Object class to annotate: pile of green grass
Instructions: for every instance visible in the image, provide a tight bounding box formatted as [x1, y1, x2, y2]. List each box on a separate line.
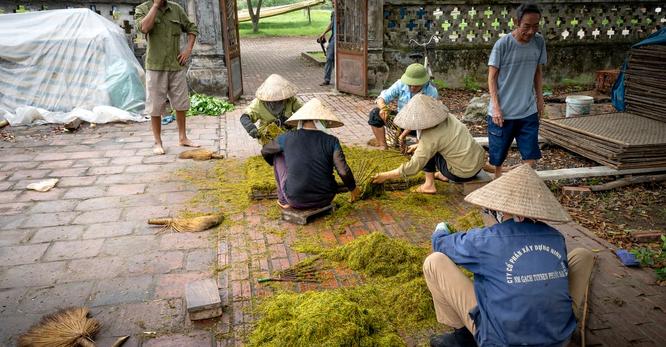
[248, 233, 438, 346]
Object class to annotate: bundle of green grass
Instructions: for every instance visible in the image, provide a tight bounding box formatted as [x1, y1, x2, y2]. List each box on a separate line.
[247, 233, 438, 346]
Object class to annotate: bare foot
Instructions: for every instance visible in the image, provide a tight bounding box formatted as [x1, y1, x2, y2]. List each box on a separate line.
[434, 172, 449, 182]
[153, 144, 165, 155]
[179, 139, 200, 147]
[276, 200, 290, 209]
[414, 184, 436, 194]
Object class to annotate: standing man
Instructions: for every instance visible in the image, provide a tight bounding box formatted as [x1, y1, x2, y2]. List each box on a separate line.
[487, 2, 546, 177]
[135, 0, 199, 155]
[318, 0, 335, 86]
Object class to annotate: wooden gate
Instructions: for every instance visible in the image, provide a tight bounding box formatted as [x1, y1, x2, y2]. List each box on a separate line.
[220, 0, 243, 102]
[335, 0, 368, 96]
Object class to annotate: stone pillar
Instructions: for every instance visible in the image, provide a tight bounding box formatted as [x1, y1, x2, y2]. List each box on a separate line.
[367, 0, 389, 94]
[185, 0, 228, 97]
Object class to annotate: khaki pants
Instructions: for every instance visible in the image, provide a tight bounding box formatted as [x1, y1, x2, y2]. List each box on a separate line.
[422, 248, 595, 333]
[145, 69, 190, 117]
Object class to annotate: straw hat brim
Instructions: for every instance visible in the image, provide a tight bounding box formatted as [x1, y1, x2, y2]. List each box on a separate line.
[464, 164, 572, 222]
[255, 74, 298, 102]
[284, 98, 344, 128]
[393, 94, 449, 130]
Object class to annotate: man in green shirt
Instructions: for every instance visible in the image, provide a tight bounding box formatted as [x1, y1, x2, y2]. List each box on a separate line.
[135, 0, 199, 155]
[372, 94, 485, 194]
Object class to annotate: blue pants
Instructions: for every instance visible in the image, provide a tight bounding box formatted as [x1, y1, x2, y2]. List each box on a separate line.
[487, 112, 542, 166]
[323, 39, 335, 83]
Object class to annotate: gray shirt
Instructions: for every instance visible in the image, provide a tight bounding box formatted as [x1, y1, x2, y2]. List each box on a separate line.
[487, 33, 547, 120]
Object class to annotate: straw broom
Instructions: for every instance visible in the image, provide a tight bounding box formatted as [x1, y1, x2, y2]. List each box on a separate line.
[258, 257, 324, 283]
[18, 307, 100, 347]
[178, 149, 224, 161]
[148, 213, 224, 233]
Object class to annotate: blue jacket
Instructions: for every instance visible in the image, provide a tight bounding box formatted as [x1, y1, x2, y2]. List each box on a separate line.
[432, 220, 576, 346]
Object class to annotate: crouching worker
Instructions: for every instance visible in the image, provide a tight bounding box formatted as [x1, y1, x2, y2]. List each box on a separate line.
[368, 63, 439, 149]
[424, 164, 595, 347]
[372, 94, 485, 194]
[240, 74, 302, 141]
[261, 98, 362, 209]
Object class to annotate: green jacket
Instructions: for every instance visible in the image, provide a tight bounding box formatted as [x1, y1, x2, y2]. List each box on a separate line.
[135, 1, 198, 71]
[398, 117, 485, 178]
[244, 97, 303, 126]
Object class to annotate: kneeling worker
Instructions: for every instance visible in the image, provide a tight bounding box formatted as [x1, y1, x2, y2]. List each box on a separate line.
[372, 94, 485, 194]
[240, 74, 302, 141]
[424, 164, 594, 347]
[261, 98, 361, 209]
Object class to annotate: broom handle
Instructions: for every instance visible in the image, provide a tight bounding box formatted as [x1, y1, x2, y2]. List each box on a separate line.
[148, 218, 173, 225]
[76, 336, 97, 347]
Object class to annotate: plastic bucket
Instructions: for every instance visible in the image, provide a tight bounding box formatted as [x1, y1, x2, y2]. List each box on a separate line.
[565, 95, 594, 117]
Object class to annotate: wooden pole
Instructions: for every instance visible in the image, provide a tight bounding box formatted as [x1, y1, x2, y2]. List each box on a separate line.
[307, 6, 311, 24]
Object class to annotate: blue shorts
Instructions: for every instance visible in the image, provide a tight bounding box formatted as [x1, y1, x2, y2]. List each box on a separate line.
[487, 112, 541, 166]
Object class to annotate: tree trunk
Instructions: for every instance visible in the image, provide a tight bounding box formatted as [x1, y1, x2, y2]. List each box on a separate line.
[246, 0, 263, 33]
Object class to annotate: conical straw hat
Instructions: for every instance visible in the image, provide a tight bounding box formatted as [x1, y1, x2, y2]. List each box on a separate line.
[255, 74, 298, 101]
[393, 94, 449, 130]
[285, 98, 344, 128]
[464, 164, 572, 222]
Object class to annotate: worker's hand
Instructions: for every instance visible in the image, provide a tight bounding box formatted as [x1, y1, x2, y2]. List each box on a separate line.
[537, 99, 545, 118]
[491, 108, 504, 127]
[379, 108, 389, 122]
[248, 128, 259, 138]
[406, 144, 418, 154]
[178, 49, 192, 66]
[349, 187, 362, 203]
[372, 172, 388, 184]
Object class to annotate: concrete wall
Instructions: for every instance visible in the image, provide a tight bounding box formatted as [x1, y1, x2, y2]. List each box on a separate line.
[375, 0, 665, 90]
[0, 0, 228, 97]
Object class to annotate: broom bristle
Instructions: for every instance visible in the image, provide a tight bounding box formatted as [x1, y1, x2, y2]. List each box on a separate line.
[170, 214, 224, 232]
[178, 149, 224, 161]
[18, 307, 101, 347]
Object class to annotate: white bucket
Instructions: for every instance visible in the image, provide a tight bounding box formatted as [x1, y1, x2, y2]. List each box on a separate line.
[565, 95, 594, 118]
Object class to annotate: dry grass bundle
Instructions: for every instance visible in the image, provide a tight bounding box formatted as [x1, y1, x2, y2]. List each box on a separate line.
[384, 117, 401, 148]
[257, 257, 324, 283]
[178, 149, 224, 161]
[257, 123, 285, 145]
[148, 213, 223, 232]
[351, 159, 381, 199]
[18, 307, 100, 347]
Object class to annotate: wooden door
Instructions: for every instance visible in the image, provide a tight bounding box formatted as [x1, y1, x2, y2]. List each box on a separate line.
[220, 0, 243, 102]
[335, 0, 368, 96]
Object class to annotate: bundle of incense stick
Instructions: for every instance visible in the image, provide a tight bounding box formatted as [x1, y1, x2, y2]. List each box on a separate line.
[384, 116, 401, 148]
[352, 159, 380, 198]
[257, 258, 323, 283]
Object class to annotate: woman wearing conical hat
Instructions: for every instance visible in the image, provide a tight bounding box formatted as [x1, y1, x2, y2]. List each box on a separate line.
[261, 98, 362, 210]
[240, 74, 302, 142]
[423, 164, 594, 347]
[372, 94, 485, 194]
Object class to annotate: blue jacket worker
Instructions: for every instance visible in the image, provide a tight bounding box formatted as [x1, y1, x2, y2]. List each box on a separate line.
[424, 164, 595, 347]
[368, 63, 438, 150]
[487, 2, 547, 178]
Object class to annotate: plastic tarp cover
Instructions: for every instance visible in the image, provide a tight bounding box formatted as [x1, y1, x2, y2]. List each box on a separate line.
[0, 9, 147, 125]
[611, 28, 666, 111]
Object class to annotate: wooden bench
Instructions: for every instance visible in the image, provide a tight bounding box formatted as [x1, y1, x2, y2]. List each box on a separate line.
[185, 278, 223, 320]
[281, 204, 334, 225]
[462, 170, 493, 195]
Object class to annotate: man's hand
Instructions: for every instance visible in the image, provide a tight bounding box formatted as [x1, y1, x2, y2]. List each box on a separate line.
[372, 172, 388, 184]
[178, 49, 192, 66]
[537, 99, 545, 118]
[152, 0, 164, 8]
[491, 108, 504, 127]
[349, 187, 362, 203]
[406, 144, 418, 154]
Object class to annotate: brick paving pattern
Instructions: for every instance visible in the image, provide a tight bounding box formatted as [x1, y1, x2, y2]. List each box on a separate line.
[1, 37, 665, 346]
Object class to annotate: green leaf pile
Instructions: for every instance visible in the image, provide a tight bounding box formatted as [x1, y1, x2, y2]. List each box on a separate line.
[187, 93, 234, 116]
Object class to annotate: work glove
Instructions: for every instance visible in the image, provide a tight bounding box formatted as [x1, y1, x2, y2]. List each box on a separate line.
[248, 128, 259, 138]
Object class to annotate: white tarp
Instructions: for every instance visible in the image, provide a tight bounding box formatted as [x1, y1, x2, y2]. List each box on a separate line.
[0, 9, 147, 125]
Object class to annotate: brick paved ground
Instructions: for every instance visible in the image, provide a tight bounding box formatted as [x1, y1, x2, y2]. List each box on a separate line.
[2, 36, 665, 346]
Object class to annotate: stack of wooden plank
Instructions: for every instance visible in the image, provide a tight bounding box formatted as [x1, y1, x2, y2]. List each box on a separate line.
[625, 44, 666, 122]
[541, 113, 666, 169]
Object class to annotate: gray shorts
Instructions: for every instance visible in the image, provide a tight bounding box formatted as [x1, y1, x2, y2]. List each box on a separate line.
[145, 69, 190, 117]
